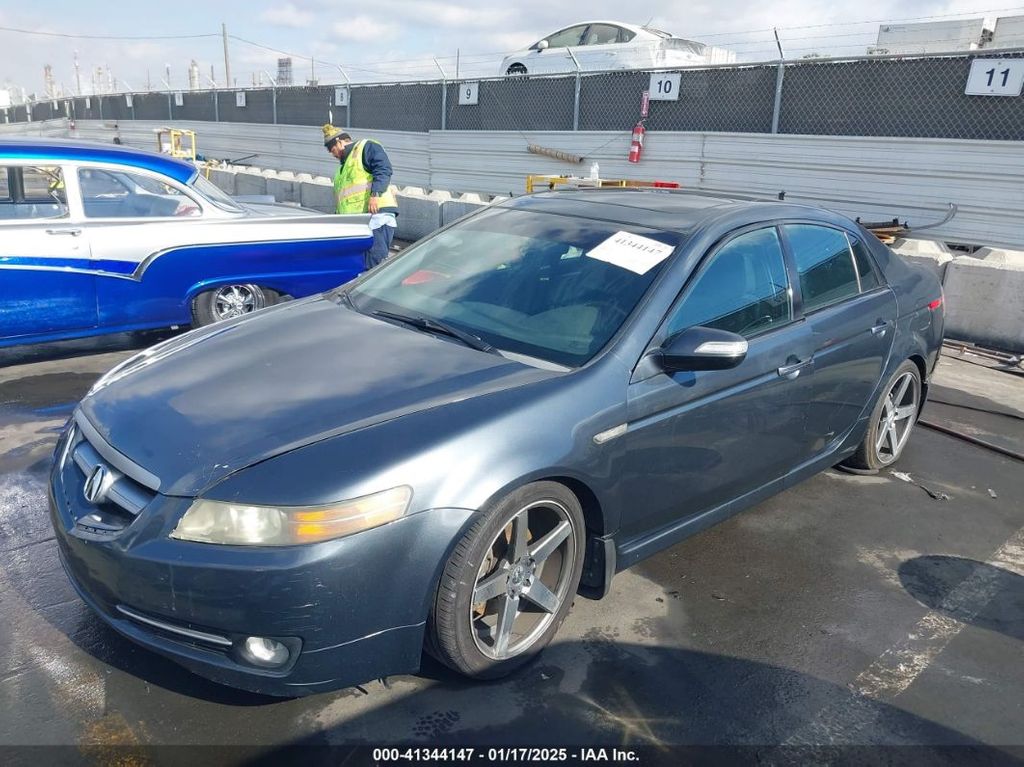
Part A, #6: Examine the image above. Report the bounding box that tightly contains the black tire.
[191,285,279,327]
[427,481,585,679]
[841,359,922,472]
[506,63,528,76]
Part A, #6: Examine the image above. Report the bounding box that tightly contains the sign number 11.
[965,59,1024,96]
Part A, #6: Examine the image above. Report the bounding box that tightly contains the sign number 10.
[649,72,681,101]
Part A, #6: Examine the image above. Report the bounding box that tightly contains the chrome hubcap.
[470,500,576,660]
[213,284,263,320]
[876,371,918,464]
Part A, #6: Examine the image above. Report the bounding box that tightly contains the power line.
[0,24,218,41]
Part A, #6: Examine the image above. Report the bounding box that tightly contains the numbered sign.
[125,94,133,107]
[648,72,681,101]
[458,82,479,105]
[965,59,1024,96]
[235,91,246,107]
[174,92,184,107]
[85,97,91,109]
[334,87,349,106]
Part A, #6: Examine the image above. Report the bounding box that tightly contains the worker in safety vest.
[323,125,399,270]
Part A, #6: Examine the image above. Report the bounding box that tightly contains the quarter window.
[850,236,881,292]
[78,168,200,219]
[666,227,792,338]
[784,225,859,313]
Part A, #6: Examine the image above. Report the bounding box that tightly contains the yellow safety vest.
[333,139,398,214]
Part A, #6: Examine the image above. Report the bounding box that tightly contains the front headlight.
[169,486,413,546]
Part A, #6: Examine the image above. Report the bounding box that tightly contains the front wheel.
[505,63,528,76]
[191,284,279,326]
[427,481,585,679]
[841,360,922,472]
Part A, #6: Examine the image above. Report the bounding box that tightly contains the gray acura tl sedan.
[49,190,944,695]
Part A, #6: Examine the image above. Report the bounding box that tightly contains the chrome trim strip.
[0,264,138,281]
[593,423,628,445]
[115,605,233,648]
[74,411,160,491]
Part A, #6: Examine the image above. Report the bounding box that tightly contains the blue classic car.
[1,138,372,347]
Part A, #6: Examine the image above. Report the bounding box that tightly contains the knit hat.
[322,124,350,146]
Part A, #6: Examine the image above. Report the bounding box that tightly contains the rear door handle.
[871,321,891,337]
[46,228,82,237]
[777,358,812,380]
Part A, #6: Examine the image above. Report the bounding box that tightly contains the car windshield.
[347,207,684,368]
[190,173,243,212]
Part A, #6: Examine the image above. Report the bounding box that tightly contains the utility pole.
[222,22,231,89]
[74,50,82,96]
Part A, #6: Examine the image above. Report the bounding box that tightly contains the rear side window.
[0,166,68,221]
[0,168,9,200]
[785,225,859,313]
[850,236,881,292]
[666,227,792,338]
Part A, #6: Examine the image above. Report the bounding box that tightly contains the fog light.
[240,636,290,668]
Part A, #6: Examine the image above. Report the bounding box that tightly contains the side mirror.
[535,40,550,51]
[658,326,748,372]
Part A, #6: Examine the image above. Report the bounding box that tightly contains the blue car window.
[666,227,792,338]
[350,208,684,368]
[0,168,9,200]
[0,166,68,221]
[849,236,881,292]
[785,224,860,312]
[78,168,200,219]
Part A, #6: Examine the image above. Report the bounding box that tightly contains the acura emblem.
[83,465,108,505]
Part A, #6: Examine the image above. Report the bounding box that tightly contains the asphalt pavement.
[1,334,1021,761]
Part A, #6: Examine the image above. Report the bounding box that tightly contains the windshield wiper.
[371,310,498,355]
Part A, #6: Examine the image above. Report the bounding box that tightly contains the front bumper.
[49,427,476,696]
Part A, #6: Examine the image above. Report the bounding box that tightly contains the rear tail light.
[928,296,943,311]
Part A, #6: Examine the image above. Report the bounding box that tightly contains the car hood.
[80,297,558,496]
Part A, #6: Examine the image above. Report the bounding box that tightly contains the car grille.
[63,415,158,536]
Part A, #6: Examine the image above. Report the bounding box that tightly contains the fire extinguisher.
[628,120,645,164]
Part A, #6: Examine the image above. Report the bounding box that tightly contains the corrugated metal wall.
[10,119,1024,249]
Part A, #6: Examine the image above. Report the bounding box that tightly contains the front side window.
[665,227,792,338]
[348,208,684,368]
[544,26,587,48]
[784,225,859,313]
[78,167,200,218]
[0,166,68,221]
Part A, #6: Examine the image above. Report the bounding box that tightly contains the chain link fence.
[4,49,1022,140]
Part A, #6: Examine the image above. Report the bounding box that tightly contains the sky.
[0,0,1018,96]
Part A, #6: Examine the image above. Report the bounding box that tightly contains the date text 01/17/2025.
[373,747,641,762]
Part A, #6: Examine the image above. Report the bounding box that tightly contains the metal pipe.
[918,419,1024,463]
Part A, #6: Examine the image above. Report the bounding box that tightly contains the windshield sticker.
[585,232,674,275]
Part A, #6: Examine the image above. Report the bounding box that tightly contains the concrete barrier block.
[973,246,1024,264]
[300,177,335,213]
[891,238,954,282]
[206,166,236,195]
[396,189,448,241]
[441,193,491,226]
[234,168,268,196]
[944,255,1024,352]
[266,175,300,204]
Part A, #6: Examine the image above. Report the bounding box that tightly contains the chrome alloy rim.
[876,371,918,465]
[470,500,577,660]
[213,284,265,320]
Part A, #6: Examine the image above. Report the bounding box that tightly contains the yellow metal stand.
[156,128,197,161]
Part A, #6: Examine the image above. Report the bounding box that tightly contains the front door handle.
[777,358,812,380]
[46,228,82,237]
[870,321,891,337]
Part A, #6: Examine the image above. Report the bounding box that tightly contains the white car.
[499,21,736,76]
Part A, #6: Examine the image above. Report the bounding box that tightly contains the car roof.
[503,189,850,234]
[0,137,197,184]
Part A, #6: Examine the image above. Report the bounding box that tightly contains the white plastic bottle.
[589,162,600,180]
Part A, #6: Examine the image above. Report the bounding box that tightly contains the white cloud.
[332,16,400,42]
[260,2,314,28]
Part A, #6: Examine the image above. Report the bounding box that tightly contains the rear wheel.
[841,360,921,472]
[427,481,585,679]
[191,284,279,326]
